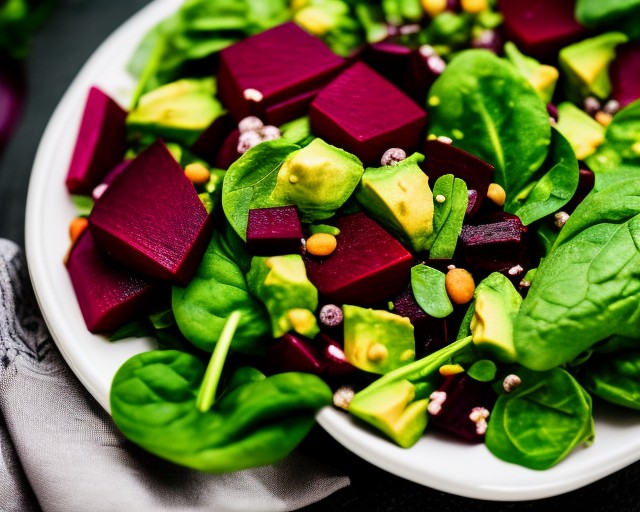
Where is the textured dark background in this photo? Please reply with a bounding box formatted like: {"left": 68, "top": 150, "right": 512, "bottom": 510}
{"left": 0, "top": 1, "right": 638, "bottom": 510}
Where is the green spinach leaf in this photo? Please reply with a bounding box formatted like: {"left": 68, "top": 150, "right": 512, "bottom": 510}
{"left": 172, "top": 225, "right": 270, "bottom": 355}
{"left": 514, "top": 178, "right": 640, "bottom": 370}
{"left": 410, "top": 264, "right": 453, "bottom": 318}
{"left": 485, "top": 367, "right": 594, "bottom": 470}
{"left": 429, "top": 174, "right": 468, "bottom": 258}
{"left": 222, "top": 139, "right": 299, "bottom": 240}
{"left": 509, "top": 128, "right": 580, "bottom": 226}
{"left": 575, "top": 0, "right": 640, "bottom": 37}
{"left": 110, "top": 350, "right": 332, "bottom": 472}
{"left": 428, "top": 50, "right": 551, "bottom": 203}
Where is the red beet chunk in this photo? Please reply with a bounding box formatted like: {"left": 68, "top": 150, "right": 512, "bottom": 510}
{"left": 266, "top": 332, "right": 356, "bottom": 379}
{"left": 247, "top": 206, "right": 303, "bottom": 256}
{"left": 459, "top": 212, "right": 529, "bottom": 274}
{"left": 428, "top": 374, "right": 496, "bottom": 443}
{"left": 422, "top": 139, "right": 494, "bottom": 216}
{"left": 310, "top": 62, "right": 427, "bottom": 165}
{"left": 304, "top": 212, "right": 414, "bottom": 306}
{"left": 403, "top": 48, "right": 446, "bottom": 105}
{"left": 217, "top": 22, "right": 345, "bottom": 124}
{"left": 498, "top": 0, "right": 588, "bottom": 60}
{"left": 190, "top": 112, "right": 235, "bottom": 162}
{"left": 65, "top": 86, "right": 127, "bottom": 195}
{"left": 564, "top": 168, "right": 595, "bottom": 213}
{"left": 66, "top": 229, "right": 160, "bottom": 333}
{"left": 611, "top": 42, "right": 640, "bottom": 108}
{"left": 361, "top": 41, "right": 413, "bottom": 88}
{"left": 88, "top": 141, "right": 213, "bottom": 285}
{"left": 215, "top": 129, "right": 241, "bottom": 170}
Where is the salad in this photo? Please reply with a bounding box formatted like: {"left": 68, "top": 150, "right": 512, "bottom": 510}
{"left": 62, "top": 0, "right": 640, "bottom": 475}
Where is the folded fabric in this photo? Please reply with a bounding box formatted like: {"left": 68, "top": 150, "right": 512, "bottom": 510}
{"left": 0, "top": 239, "right": 349, "bottom": 512}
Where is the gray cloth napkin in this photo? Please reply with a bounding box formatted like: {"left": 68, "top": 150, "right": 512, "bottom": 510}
{"left": 0, "top": 239, "right": 349, "bottom": 512}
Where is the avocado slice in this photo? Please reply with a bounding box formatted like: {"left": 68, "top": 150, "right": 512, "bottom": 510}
{"left": 470, "top": 272, "right": 522, "bottom": 363}
{"left": 348, "top": 379, "right": 429, "bottom": 448}
{"left": 504, "top": 42, "right": 559, "bottom": 104}
{"left": 559, "top": 31, "right": 628, "bottom": 102}
{"left": 355, "top": 153, "right": 434, "bottom": 253}
{"left": 343, "top": 305, "right": 415, "bottom": 374}
{"left": 270, "top": 138, "right": 364, "bottom": 222}
{"left": 555, "top": 102, "right": 605, "bottom": 160}
{"left": 126, "top": 77, "right": 226, "bottom": 147}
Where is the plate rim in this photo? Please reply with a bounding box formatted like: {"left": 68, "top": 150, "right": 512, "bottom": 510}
{"left": 23, "top": 0, "right": 640, "bottom": 502}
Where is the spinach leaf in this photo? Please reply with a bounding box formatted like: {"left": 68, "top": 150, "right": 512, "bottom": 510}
{"left": 222, "top": 139, "right": 300, "bottom": 241}
{"left": 485, "top": 367, "right": 594, "bottom": 470}
{"left": 513, "top": 178, "right": 640, "bottom": 370}
{"left": 429, "top": 174, "right": 468, "bottom": 259}
{"left": 110, "top": 350, "right": 332, "bottom": 472}
{"left": 586, "top": 100, "right": 640, "bottom": 191}
{"left": 172, "top": 225, "right": 270, "bottom": 355}
{"left": 575, "top": 0, "right": 640, "bottom": 37}
{"left": 578, "top": 348, "right": 640, "bottom": 410}
{"left": 509, "top": 128, "right": 580, "bottom": 226}
{"left": 428, "top": 50, "right": 551, "bottom": 203}
{"left": 410, "top": 264, "right": 454, "bottom": 318}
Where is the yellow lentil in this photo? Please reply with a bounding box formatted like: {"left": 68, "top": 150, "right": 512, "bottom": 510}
{"left": 69, "top": 217, "right": 89, "bottom": 244}
{"left": 421, "top": 0, "right": 447, "bottom": 18}
{"left": 445, "top": 267, "right": 475, "bottom": 305}
{"left": 461, "top": 0, "right": 488, "bottom": 14}
{"left": 306, "top": 233, "right": 337, "bottom": 256}
{"left": 184, "top": 162, "right": 211, "bottom": 185}
{"left": 487, "top": 182, "right": 506, "bottom": 206}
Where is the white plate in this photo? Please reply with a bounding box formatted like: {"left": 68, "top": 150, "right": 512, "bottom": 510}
{"left": 25, "top": 0, "right": 640, "bottom": 502}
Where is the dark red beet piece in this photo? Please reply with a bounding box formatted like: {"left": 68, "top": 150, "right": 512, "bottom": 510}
{"left": 309, "top": 62, "right": 427, "bottom": 165}
{"left": 266, "top": 332, "right": 356, "bottom": 379}
{"left": 498, "top": 0, "right": 587, "bottom": 60}
{"left": 421, "top": 139, "right": 494, "bottom": 217}
{"left": 459, "top": 212, "right": 529, "bottom": 275}
{"left": 215, "top": 129, "right": 241, "bottom": 170}
{"left": 304, "top": 212, "right": 414, "bottom": 306}
{"left": 428, "top": 374, "right": 497, "bottom": 443}
{"left": 217, "top": 22, "right": 345, "bottom": 124}
{"left": 611, "top": 42, "right": 640, "bottom": 108}
{"left": 66, "top": 229, "right": 160, "bottom": 333}
{"left": 65, "top": 86, "right": 127, "bottom": 195}
{"left": 88, "top": 140, "right": 212, "bottom": 285}
{"left": 190, "top": 112, "right": 235, "bottom": 162}
{"left": 402, "top": 48, "right": 446, "bottom": 105}
{"left": 247, "top": 206, "right": 303, "bottom": 256}
{"left": 361, "top": 41, "right": 413, "bottom": 88}
{"left": 564, "top": 168, "right": 595, "bottom": 213}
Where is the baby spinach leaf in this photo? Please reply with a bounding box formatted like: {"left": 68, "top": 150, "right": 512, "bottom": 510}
{"left": 429, "top": 174, "right": 468, "bottom": 259}
{"left": 172, "top": 225, "right": 270, "bottom": 355}
{"left": 509, "top": 128, "right": 580, "bottom": 226}
{"left": 586, "top": 99, "right": 640, "bottom": 191}
{"left": 410, "top": 264, "right": 453, "bottom": 318}
{"left": 485, "top": 367, "right": 594, "bottom": 470}
{"left": 514, "top": 178, "right": 640, "bottom": 370}
{"left": 578, "top": 348, "right": 640, "bottom": 410}
{"left": 428, "top": 50, "right": 551, "bottom": 203}
{"left": 575, "top": 0, "right": 640, "bottom": 34}
{"left": 222, "top": 139, "right": 299, "bottom": 240}
{"left": 110, "top": 350, "right": 332, "bottom": 472}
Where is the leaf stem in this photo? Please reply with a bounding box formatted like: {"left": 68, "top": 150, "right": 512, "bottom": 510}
{"left": 196, "top": 310, "right": 242, "bottom": 412}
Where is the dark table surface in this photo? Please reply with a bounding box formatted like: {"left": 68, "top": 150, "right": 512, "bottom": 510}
{"left": 1, "top": 1, "right": 638, "bottom": 510}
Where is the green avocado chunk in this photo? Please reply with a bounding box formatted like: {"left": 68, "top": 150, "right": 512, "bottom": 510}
{"left": 270, "top": 138, "right": 364, "bottom": 222}
{"left": 355, "top": 153, "right": 434, "bottom": 253}
{"left": 555, "top": 102, "right": 605, "bottom": 160}
{"left": 246, "top": 254, "right": 319, "bottom": 338}
{"left": 470, "top": 272, "right": 522, "bottom": 363}
{"left": 126, "top": 77, "right": 226, "bottom": 146}
{"left": 343, "top": 305, "right": 415, "bottom": 374}
{"left": 504, "top": 42, "right": 559, "bottom": 104}
{"left": 558, "top": 31, "right": 628, "bottom": 102}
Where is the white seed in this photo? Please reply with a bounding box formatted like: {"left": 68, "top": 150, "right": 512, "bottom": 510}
{"left": 92, "top": 183, "right": 108, "bottom": 201}
{"left": 381, "top": 147, "right": 407, "bottom": 166}
{"left": 419, "top": 44, "right": 436, "bottom": 58}
{"left": 238, "top": 116, "right": 264, "bottom": 133}
{"left": 436, "top": 135, "right": 453, "bottom": 144}
{"left": 435, "top": 194, "right": 446, "bottom": 203}
{"left": 259, "top": 125, "right": 281, "bottom": 141}
{"left": 333, "top": 385, "right": 355, "bottom": 410}
{"left": 554, "top": 211, "right": 570, "bottom": 228}
{"left": 503, "top": 374, "right": 522, "bottom": 393}
{"left": 243, "top": 88, "right": 263, "bottom": 102}
{"left": 428, "top": 390, "right": 447, "bottom": 415}
{"left": 603, "top": 99, "right": 620, "bottom": 116}
{"left": 508, "top": 264, "right": 524, "bottom": 276}
{"left": 427, "top": 55, "right": 447, "bottom": 74}
{"left": 237, "top": 130, "right": 263, "bottom": 154}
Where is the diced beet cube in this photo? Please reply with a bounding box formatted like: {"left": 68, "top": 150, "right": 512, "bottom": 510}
{"left": 361, "top": 41, "right": 413, "bottom": 88}
{"left": 304, "top": 212, "right": 414, "bottom": 306}
{"left": 428, "top": 374, "right": 497, "bottom": 443}
{"left": 310, "top": 62, "right": 427, "bottom": 165}
{"left": 266, "top": 332, "right": 356, "bottom": 379}
{"left": 390, "top": 283, "right": 449, "bottom": 358}
{"left": 611, "top": 42, "right": 640, "bottom": 108}
{"left": 564, "top": 168, "right": 595, "bottom": 213}
{"left": 459, "top": 212, "right": 529, "bottom": 275}
{"left": 88, "top": 140, "right": 213, "bottom": 285}
{"left": 217, "top": 22, "right": 345, "bottom": 124}
{"left": 402, "top": 48, "right": 446, "bottom": 105}
{"left": 65, "top": 86, "right": 127, "bottom": 195}
{"left": 421, "top": 139, "right": 494, "bottom": 217}
{"left": 66, "top": 229, "right": 160, "bottom": 333}
{"left": 215, "top": 129, "right": 241, "bottom": 170}
{"left": 247, "top": 206, "right": 303, "bottom": 255}
{"left": 498, "top": 0, "right": 588, "bottom": 60}
{"left": 190, "top": 112, "right": 235, "bottom": 162}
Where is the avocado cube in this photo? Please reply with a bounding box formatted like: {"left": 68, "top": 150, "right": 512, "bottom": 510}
{"left": 309, "top": 62, "right": 427, "bottom": 165}
{"left": 217, "top": 22, "right": 345, "bottom": 125}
